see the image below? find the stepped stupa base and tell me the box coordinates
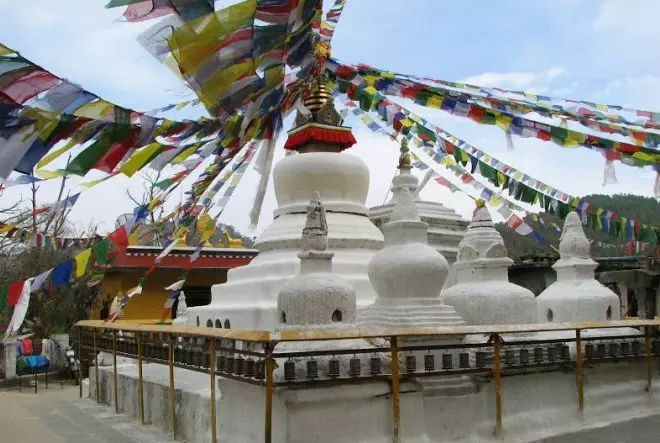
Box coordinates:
[360,299,466,328]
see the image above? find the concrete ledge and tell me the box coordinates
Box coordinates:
[90,359,660,443]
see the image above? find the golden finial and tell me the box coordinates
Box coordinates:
[398,137,412,169]
[475,199,486,209]
[303,78,333,112]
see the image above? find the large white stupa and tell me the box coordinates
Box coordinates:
[186,81,384,330]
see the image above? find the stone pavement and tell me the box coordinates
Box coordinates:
[538,414,660,443]
[2,382,659,443]
[0,384,178,443]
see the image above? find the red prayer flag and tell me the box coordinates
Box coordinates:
[108,226,129,251]
[7,281,25,307]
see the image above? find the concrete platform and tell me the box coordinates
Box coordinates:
[0,385,179,443]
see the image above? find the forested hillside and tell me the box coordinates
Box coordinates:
[495,194,660,261]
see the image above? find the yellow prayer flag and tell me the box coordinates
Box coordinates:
[34,169,66,180]
[513,171,524,181]
[171,145,198,165]
[495,114,512,131]
[75,99,114,120]
[426,95,442,108]
[175,101,189,110]
[440,156,456,166]
[80,176,110,189]
[128,231,140,246]
[0,43,15,56]
[489,195,502,207]
[74,248,92,278]
[120,142,164,177]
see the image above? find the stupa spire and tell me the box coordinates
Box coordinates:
[284,77,356,153]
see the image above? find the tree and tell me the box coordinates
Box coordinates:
[0,172,100,337]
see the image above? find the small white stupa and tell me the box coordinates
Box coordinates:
[441,202,537,326]
[369,140,468,266]
[277,192,357,329]
[361,144,465,328]
[536,211,621,323]
[172,291,188,325]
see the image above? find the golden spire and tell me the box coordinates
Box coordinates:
[303,78,333,112]
[398,137,412,169]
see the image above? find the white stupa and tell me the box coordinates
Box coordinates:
[172,291,188,325]
[361,144,465,328]
[187,81,384,330]
[536,211,621,323]
[441,202,537,326]
[369,140,468,265]
[277,192,357,329]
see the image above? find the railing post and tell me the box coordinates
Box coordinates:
[390,336,401,443]
[492,333,502,436]
[210,338,217,443]
[113,330,118,413]
[168,334,176,440]
[264,344,275,443]
[78,327,82,398]
[137,331,145,425]
[644,327,653,393]
[575,329,584,412]
[94,329,99,403]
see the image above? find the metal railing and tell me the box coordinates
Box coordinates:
[75,319,660,443]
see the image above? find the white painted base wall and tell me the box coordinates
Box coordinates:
[90,358,660,443]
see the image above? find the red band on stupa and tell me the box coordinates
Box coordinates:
[284,123,357,152]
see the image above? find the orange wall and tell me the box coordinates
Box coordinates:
[95,268,227,320]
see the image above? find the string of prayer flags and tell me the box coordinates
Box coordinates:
[385,68,660,131]
[327,60,660,168]
[340,85,660,244]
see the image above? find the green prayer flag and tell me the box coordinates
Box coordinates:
[92,238,111,266]
[0,285,8,313]
[639,227,658,244]
[66,129,114,176]
[478,161,498,184]
[416,123,436,145]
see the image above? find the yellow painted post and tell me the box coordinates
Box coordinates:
[575,329,584,412]
[265,349,275,443]
[137,332,145,425]
[94,329,100,403]
[78,328,82,398]
[390,337,401,443]
[113,331,118,413]
[493,333,502,436]
[210,339,217,443]
[168,334,176,440]
[644,327,653,393]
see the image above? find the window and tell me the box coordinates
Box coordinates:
[332,310,342,323]
[206,319,213,328]
[281,311,287,323]
[196,316,200,327]
[224,319,230,329]
[546,309,554,322]
[215,319,222,328]
[606,306,612,320]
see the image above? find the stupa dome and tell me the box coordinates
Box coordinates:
[441,204,536,326]
[273,151,370,217]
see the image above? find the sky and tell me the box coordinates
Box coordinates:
[1,0,659,237]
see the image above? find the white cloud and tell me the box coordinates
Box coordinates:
[459,68,567,94]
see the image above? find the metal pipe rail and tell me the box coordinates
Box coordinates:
[76,319,660,443]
